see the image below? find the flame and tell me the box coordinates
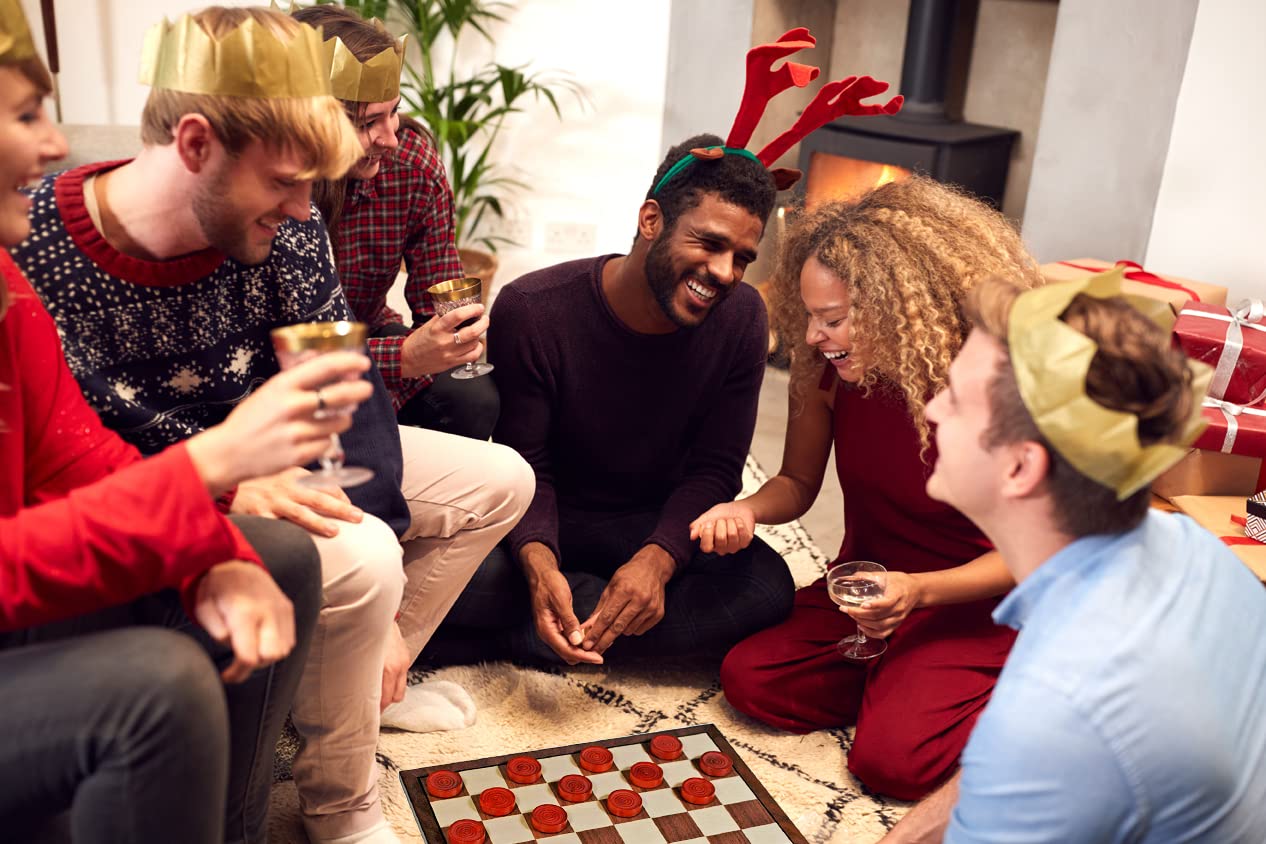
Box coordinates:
[875,164,899,188]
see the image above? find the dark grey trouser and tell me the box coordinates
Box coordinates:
[373,322,501,441]
[0,516,321,844]
[424,508,796,666]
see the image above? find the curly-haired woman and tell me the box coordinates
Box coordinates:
[690,176,1042,800]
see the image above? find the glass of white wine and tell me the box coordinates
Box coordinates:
[826,561,888,660]
[270,320,374,488]
[427,276,493,380]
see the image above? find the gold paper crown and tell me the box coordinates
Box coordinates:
[0,0,37,65]
[322,30,405,103]
[1008,267,1211,499]
[139,13,332,99]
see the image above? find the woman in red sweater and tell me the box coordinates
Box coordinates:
[0,13,373,842]
[691,177,1043,801]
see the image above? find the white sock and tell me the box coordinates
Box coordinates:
[306,819,401,844]
[380,679,477,733]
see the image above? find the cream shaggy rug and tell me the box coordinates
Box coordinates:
[268,457,911,843]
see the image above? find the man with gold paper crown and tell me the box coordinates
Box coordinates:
[880,270,1266,843]
[12,7,532,844]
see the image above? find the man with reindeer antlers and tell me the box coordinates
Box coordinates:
[422,29,901,667]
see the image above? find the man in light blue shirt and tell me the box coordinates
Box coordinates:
[880,271,1266,843]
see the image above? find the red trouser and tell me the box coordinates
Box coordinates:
[720,578,1016,801]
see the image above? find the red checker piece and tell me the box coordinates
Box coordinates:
[505,756,542,784]
[426,770,463,799]
[578,745,614,773]
[557,774,593,803]
[649,735,683,761]
[698,751,733,778]
[606,789,643,818]
[530,804,569,834]
[447,819,487,844]
[628,761,664,789]
[478,787,516,817]
[680,777,716,805]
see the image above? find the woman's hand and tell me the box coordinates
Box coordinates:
[689,502,757,555]
[842,570,923,638]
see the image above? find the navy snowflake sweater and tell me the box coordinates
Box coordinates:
[14,160,409,537]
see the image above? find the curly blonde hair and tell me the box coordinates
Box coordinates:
[772,175,1042,453]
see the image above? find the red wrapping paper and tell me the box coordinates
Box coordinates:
[1173,301,1266,406]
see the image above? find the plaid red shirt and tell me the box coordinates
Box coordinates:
[334,125,464,409]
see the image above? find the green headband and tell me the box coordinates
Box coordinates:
[651,146,761,195]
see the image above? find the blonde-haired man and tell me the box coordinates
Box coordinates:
[882,273,1266,843]
[13,8,532,844]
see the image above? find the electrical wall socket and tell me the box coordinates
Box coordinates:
[544,221,598,254]
[487,217,533,249]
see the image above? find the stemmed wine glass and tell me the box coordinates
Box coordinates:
[427,276,493,380]
[270,320,374,489]
[826,561,888,660]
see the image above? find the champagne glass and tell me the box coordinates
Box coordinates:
[270,320,375,488]
[826,561,888,660]
[427,276,493,380]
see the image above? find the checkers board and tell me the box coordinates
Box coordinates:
[400,724,807,844]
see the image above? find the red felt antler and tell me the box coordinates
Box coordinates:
[756,75,903,166]
[726,27,821,150]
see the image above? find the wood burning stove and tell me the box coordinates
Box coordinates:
[796,0,1018,209]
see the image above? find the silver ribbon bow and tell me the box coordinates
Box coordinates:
[1203,396,1266,453]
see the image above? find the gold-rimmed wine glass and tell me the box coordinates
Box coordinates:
[826,561,888,660]
[427,276,493,380]
[270,320,374,488]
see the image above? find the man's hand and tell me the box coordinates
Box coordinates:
[400,304,489,378]
[231,467,364,537]
[845,569,923,639]
[381,622,410,711]
[580,545,675,655]
[528,568,602,665]
[193,561,296,683]
[689,501,756,555]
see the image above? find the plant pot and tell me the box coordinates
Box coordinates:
[458,247,499,304]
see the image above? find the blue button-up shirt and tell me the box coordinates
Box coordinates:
[946,510,1266,843]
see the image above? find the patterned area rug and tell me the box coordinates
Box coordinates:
[268,457,911,842]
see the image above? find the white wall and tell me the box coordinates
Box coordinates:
[20,0,670,302]
[1145,0,1266,301]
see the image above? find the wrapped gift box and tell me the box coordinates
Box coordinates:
[1194,398,1266,458]
[1151,448,1263,502]
[1040,258,1228,312]
[1169,494,1266,581]
[1172,301,1266,406]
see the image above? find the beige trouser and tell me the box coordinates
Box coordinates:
[295,425,533,840]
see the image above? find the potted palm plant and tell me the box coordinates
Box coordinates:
[333,0,585,285]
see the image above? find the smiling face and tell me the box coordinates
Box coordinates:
[0,66,67,248]
[644,193,763,328]
[192,139,314,265]
[800,254,864,383]
[346,95,401,180]
[924,328,1011,518]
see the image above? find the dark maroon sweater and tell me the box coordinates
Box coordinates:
[489,255,768,567]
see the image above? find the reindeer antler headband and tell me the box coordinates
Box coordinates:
[653,27,904,195]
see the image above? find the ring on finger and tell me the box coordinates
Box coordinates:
[453,329,463,346]
[315,387,327,413]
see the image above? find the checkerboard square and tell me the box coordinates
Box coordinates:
[615,819,668,843]
[431,795,480,827]
[711,776,757,804]
[642,788,688,818]
[654,814,704,844]
[547,835,582,844]
[679,733,720,759]
[660,760,697,788]
[541,755,583,782]
[587,771,628,800]
[511,783,556,810]
[564,801,610,832]
[741,824,794,844]
[484,813,536,844]
[611,744,652,769]
[690,806,740,835]
[578,829,623,844]
[461,766,507,796]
